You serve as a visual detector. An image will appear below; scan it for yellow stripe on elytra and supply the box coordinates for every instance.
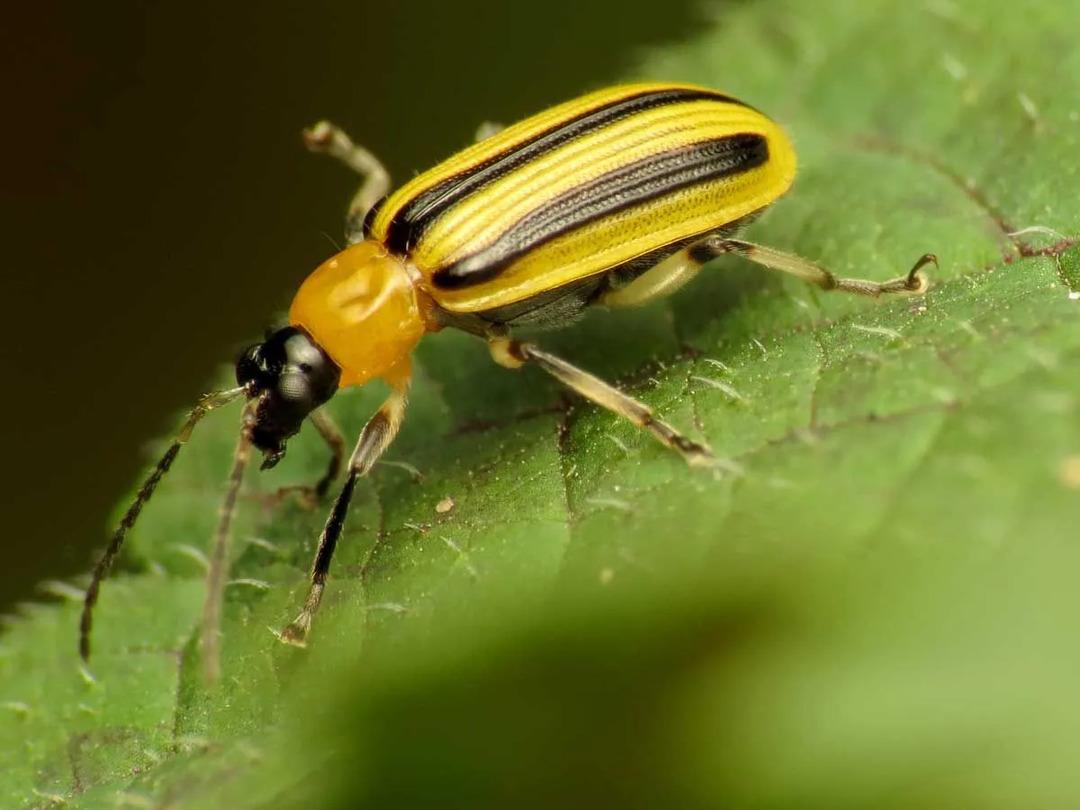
[370,82,725,240]
[413,100,772,269]
[434,153,794,313]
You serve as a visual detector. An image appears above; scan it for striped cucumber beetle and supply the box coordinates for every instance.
[80,82,935,665]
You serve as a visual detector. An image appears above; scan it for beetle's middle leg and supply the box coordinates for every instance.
[488,336,714,468]
[303,121,391,244]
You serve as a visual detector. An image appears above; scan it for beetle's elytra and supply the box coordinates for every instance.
[80,82,934,673]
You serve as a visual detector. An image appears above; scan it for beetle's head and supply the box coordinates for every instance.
[236,326,341,469]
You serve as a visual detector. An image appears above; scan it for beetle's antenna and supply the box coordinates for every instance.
[79,386,248,662]
[200,403,255,685]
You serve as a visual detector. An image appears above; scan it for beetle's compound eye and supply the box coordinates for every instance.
[276,329,340,406]
[235,327,341,467]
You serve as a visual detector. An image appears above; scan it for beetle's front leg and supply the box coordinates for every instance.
[278,376,410,647]
[473,121,505,142]
[270,408,346,508]
[303,121,392,244]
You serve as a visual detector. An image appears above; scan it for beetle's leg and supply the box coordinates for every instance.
[303,121,391,244]
[488,336,714,468]
[599,246,702,308]
[474,121,505,142]
[278,375,411,647]
[272,408,346,506]
[691,236,936,298]
[309,408,345,499]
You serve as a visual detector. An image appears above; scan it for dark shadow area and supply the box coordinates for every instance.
[0,0,719,612]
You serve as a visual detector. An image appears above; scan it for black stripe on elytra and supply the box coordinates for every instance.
[383,87,746,254]
[432,133,768,289]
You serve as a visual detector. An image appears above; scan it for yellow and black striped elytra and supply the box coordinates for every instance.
[80,82,934,671]
[378,88,766,275]
[369,84,798,317]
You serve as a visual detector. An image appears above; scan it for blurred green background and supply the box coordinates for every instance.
[0,0,709,612]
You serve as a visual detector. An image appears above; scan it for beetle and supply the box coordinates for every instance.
[79,82,934,663]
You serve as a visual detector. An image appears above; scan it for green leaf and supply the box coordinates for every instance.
[4,0,1080,806]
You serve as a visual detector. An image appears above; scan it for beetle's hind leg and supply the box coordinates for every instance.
[598,244,704,308]
[303,121,391,243]
[488,336,714,468]
[691,237,935,298]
